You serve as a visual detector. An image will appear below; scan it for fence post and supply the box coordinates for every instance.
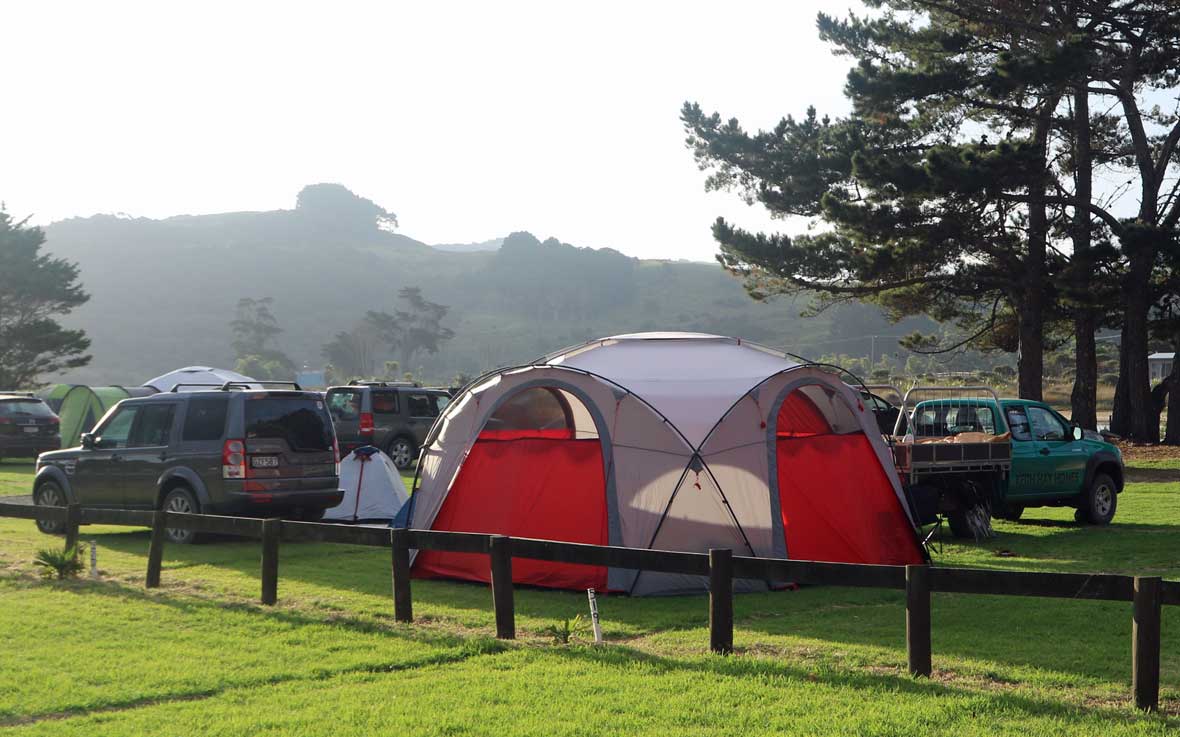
[145,510,167,588]
[260,518,280,606]
[709,548,734,654]
[906,564,932,678]
[489,535,515,640]
[1132,576,1162,711]
[391,528,413,623]
[64,503,81,552]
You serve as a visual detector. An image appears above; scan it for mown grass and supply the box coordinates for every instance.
[0,459,1178,734]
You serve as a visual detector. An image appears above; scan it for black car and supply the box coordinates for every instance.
[0,393,61,460]
[33,383,343,543]
[325,381,451,469]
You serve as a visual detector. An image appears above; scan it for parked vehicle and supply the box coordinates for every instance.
[32,382,342,543]
[324,381,451,469]
[0,393,61,460]
[889,387,1124,539]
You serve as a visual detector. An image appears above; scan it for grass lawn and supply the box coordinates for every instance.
[0,457,1178,734]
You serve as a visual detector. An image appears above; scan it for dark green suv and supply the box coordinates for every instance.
[325,382,451,469]
[32,384,343,543]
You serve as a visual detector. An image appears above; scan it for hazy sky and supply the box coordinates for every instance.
[1,1,859,261]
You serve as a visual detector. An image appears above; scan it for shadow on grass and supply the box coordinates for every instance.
[61,521,1180,689]
[545,643,1179,726]
[12,573,1176,727]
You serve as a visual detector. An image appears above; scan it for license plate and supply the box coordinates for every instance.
[250,456,280,468]
[22,426,38,434]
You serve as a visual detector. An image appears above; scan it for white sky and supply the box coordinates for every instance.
[0,1,859,261]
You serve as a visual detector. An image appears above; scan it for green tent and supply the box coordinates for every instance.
[43,385,158,447]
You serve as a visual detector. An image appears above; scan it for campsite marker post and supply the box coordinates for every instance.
[1132,576,1162,711]
[145,510,167,588]
[906,564,932,678]
[391,528,413,622]
[260,518,281,605]
[89,540,97,579]
[489,535,515,639]
[586,589,603,643]
[64,503,80,552]
[709,548,734,655]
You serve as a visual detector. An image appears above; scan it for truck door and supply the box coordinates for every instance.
[1008,405,1083,498]
[1026,406,1086,494]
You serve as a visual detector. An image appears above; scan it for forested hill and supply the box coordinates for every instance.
[41,185,931,385]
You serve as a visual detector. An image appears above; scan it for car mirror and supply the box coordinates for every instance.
[80,432,96,450]
[1072,425,1084,441]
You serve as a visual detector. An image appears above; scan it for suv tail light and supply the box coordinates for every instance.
[333,437,341,473]
[359,412,374,436]
[222,439,246,479]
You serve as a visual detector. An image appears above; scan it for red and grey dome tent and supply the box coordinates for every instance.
[403,332,924,595]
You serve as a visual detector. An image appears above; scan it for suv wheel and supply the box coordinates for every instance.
[162,486,202,544]
[387,437,416,470]
[34,481,67,535]
[1078,473,1117,525]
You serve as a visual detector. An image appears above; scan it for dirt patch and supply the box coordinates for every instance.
[1116,442,1180,462]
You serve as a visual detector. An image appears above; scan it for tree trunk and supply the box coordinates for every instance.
[1111,236,1158,442]
[1069,81,1098,429]
[1166,345,1180,444]
[1017,95,1059,401]
[1071,313,1098,428]
[1018,300,1044,400]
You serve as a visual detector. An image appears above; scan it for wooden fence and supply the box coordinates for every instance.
[2,501,1176,711]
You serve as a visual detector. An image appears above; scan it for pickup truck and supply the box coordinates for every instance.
[885,387,1124,539]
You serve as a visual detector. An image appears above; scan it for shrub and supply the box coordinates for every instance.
[33,545,83,580]
[540,615,587,644]
[1099,373,1120,386]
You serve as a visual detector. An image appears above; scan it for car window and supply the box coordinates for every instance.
[0,399,55,418]
[182,398,229,441]
[913,407,947,436]
[97,407,139,449]
[371,390,399,414]
[130,404,175,447]
[945,406,995,434]
[245,397,333,451]
[406,393,438,418]
[1006,409,1032,441]
[436,394,451,412]
[1027,406,1066,441]
[326,389,362,421]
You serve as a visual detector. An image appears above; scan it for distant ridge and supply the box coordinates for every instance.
[430,238,504,253]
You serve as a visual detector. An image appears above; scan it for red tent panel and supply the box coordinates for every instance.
[776,389,832,437]
[775,391,923,565]
[414,434,608,589]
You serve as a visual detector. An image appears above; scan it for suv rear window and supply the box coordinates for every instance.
[406,393,440,418]
[245,397,333,451]
[183,398,229,441]
[0,400,55,418]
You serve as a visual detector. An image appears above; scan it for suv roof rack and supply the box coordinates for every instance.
[0,391,36,398]
[169,380,303,393]
[347,380,420,388]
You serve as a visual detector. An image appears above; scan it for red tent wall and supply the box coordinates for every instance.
[413,430,609,590]
[775,390,923,565]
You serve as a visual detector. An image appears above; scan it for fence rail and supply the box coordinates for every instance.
[1,501,1175,712]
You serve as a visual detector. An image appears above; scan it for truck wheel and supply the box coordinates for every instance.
[1078,473,1117,525]
[33,481,67,535]
[162,486,202,544]
[996,503,1024,522]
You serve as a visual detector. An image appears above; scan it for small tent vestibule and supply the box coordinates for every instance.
[404,333,924,595]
